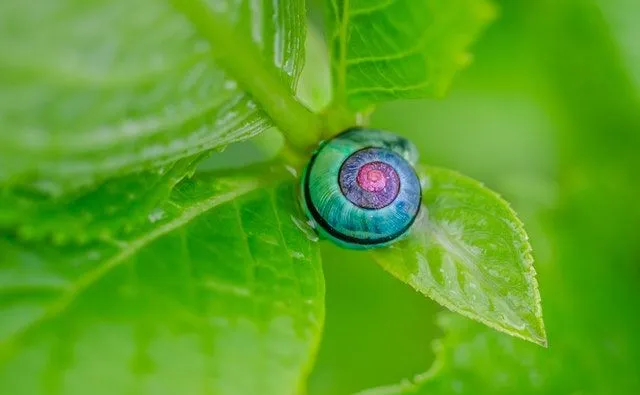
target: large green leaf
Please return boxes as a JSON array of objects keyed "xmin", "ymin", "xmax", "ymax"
[
  {"xmin": 0, "ymin": 155, "xmax": 205, "ymax": 243},
  {"xmin": 325, "ymin": 0, "xmax": 496, "ymax": 110},
  {"xmin": 0, "ymin": 173, "xmax": 325, "ymax": 395},
  {"xmin": 372, "ymin": 166, "xmax": 545, "ymax": 346},
  {"xmin": 0, "ymin": 0, "xmax": 305, "ymax": 191}
]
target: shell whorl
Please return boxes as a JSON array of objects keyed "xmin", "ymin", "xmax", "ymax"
[{"xmin": 301, "ymin": 128, "xmax": 422, "ymax": 249}]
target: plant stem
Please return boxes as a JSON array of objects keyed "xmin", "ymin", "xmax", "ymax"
[
  {"xmin": 276, "ymin": 141, "xmax": 308, "ymax": 169},
  {"xmin": 174, "ymin": 0, "xmax": 322, "ymax": 152},
  {"xmin": 320, "ymin": 101, "xmax": 371, "ymax": 139}
]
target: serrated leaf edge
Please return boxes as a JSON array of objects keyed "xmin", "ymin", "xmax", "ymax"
[{"xmin": 373, "ymin": 166, "xmax": 546, "ymax": 347}]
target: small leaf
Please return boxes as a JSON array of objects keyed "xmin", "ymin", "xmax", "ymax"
[
  {"xmin": 355, "ymin": 313, "xmax": 547, "ymax": 395},
  {"xmin": 0, "ymin": 0, "xmax": 305, "ymax": 191},
  {"xmin": 372, "ymin": 166, "xmax": 546, "ymax": 346},
  {"xmin": 0, "ymin": 173, "xmax": 324, "ymax": 395},
  {"xmin": 325, "ymin": 0, "xmax": 496, "ymax": 110}
]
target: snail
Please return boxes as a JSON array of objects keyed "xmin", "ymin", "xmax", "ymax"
[{"xmin": 300, "ymin": 127, "xmax": 422, "ymax": 249}]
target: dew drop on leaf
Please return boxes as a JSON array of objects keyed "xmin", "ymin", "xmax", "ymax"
[
  {"xmin": 291, "ymin": 215, "xmax": 319, "ymax": 242},
  {"xmin": 147, "ymin": 208, "xmax": 165, "ymax": 223},
  {"xmin": 223, "ymin": 80, "xmax": 237, "ymax": 90}
]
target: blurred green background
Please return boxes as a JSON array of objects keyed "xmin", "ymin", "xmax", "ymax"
[
  {"xmin": 302, "ymin": 0, "xmax": 640, "ymax": 393},
  {"xmin": 3, "ymin": 0, "xmax": 638, "ymax": 393}
]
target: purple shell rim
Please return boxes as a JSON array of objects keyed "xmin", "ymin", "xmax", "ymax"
[{"xmin": 339, "ymin": 150, "xmax": 402, "ymax": 209}]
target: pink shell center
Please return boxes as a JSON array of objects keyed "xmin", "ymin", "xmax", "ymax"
[{"xmin": 357, "ymin": 163, "xmax": 388, "ymax": 192}]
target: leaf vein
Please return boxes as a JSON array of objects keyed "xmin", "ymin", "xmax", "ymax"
[{"xmin": 0, "ymin": 179, "xmax": 262, "ymax": 359}]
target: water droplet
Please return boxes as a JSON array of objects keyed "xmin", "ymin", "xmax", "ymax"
[
  {"xmin": 274, "ymin": 29, "xmax": 284, "ymax": 69},
  {"xmin": 420, "ymin": 174, "xmax": 432, "ymax": 190},
  {"xmin": 284, "ymin": 165, "xmax": 298, "ymax": 177},
  {"xmin": 291, "ymin": 215, "xmax": 319, "ymax": 242},
  {"xmin": 148, "ymin": 208, "xmax": 165, "ymax": 223},
  {"xmin": 223, "ymin": 80, "xmax": 237, "ymax": 90},
  {"xmin": 290, "ymin": 251, "xmax": 305, "ymax": 259}
]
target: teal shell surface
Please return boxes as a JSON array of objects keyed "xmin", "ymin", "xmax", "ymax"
[{"xmin": 301, "ymin": 128, "xmax": 422, "ymax": 249}]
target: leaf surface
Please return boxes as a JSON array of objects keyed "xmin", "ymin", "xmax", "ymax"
[
  {"xmin": 0, "ymin": 173, "xmax": 324, "ymax": 395},
  {"xmin": 325, "ymin": 0, "xmax": 495, "ymax": 110},
  {"xmin": 0, "ymin": 0, "xmax": 305, "ymax": 190},
  {"xmin": 372, "ymin": 166, "xmax": 545, "ymax": 346},
  {"xmin": 354, "ymin": 313, "xmax": 547, "ymax": 395},
  {"xmin": 0, "ymin": 155, "xmax": 205, "ymax": 243}
]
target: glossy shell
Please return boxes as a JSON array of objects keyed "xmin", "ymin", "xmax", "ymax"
[{"xmin": 301, "ymin": 128, "xmax": 422, "ymax": 249}]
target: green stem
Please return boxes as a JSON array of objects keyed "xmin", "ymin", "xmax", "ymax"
[
  {"xmin": 251, "ymin": 129, "xmax": 306, "ymax": 169},
  {"xmin": 174, "ymin": 0, "xmax": 322, "ymax": 151},
  {"xmin": 320, "ymin": 101, "xmax": 372, "ymax": 139},
  {"xmin": 276, "ymin": 141, "xmax": 308, "ymax": 169}
]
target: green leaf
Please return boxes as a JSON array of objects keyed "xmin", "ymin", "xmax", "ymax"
[
  {"xmin": 358, "ymin": 302, "xmax": 640, "ymax": 394},
  {"xmin": 0, "ymin": 0, "xmax": 306, "ymax": 191},
  {"xmin": 0, "ymin": 154, "xmax": 204, "ymax": 243},
  {"xmin": 325, "ymin": 0, "xmax": 496, "ymax": 110},
  {"xmin": 372, "ymin": 166, "xmax": 546, "ymax": 346},
  {"xmin": 297, "ymin": 27, "xmax": 332, "ymax": 112},
  {"xmin": 0, "ymin": 173, "xmax": 325, "ymax": 395},
  {"xmin": 354, "ymin": 313, "xmax": 546, "ymax": 395}
]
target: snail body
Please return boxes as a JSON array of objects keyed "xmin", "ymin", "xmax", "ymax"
[{"xmin": 301, "ymin": 128, "xmax": 422, "ymax": 249}]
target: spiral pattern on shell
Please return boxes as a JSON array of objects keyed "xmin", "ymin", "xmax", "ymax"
[{"xmin": 301, "ymin": 128, "xmax": 422, "ymax": 249}]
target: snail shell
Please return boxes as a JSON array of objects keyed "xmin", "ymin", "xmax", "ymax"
[{"xmin": 301, "ymin": 128, "xmax": 422, "ymax": 249}]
